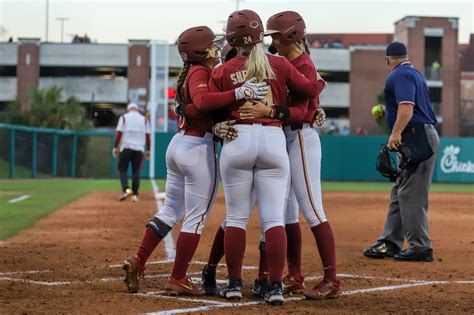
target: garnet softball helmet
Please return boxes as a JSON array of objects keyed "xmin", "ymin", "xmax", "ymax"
[
  {"xmin": 265, "ymin": 11, "xmax": 306, "ymax": 45},
  {"xmin": 225, "ymin": 9, "xmax": 264, "ymax": 47},
  {"xmin": 177, "ymin": 26, "xmax": 222, "ymax": 62}
]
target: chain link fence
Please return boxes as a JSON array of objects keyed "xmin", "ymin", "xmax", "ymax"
[{"xmin": 0, "ymin": 124, "xmax": 116, "ymax": 178}]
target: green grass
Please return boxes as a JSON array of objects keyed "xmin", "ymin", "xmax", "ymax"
[
  {"xmin": 321, "ymin": 181, "xmax": 474, "ymax": 193},
  {"xmin": 0, "ymin": 179, "xmax": 471, "ymax": 241},
  {"xmin": 0, "ymin": 179, "xmax": 165, "ymax": 240}
]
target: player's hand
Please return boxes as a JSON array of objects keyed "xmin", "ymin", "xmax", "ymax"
[
  {"xmin": 213, "ymin": 120, "xmax": 238, "ymax": 141},
  {"xmin": 112, "ymin": 148, "xmax": 119, "ymax": 158},
  {"xmin": 235, "ymin": 77, "xmax": 270, "ymax": 101},
  {"xmin": 145, "ymin": 151, "xmax": 151, "ymax": 160},
  {"xmin": 387, "ymin": 132, "xmax": 402, "ymax": 150},
  {"xmin": 238, "ymin": 100, "xmax": 271, "ymax": 119},
  {"xmin": 314, "ymin": 108, "xmax": 326, "ymax": 127}
]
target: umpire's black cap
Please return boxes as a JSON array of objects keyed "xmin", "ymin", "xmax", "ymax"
[{"xmin": 386, "ymin": 42, "xmax": 407, "ymax": 56}]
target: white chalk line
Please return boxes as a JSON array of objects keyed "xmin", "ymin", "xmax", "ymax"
[
  {"xmin": 8, "ymin": 194, "xmax": 30, "ymax": 203},
  {"xmin": 0, "ymin": 271, "xmax": 202, "ymax": 287},
  {"xmin": 151, "ymin": 179, "xmax": 176, "ymax": 261},
  {"xmin": 138, "ymin": 292, "xmax": 229, "ymax": 305},
  {"xmin": 0, "ymin": 269, "xmax": 52, "ymax": 277},
  {"xmin": 146, "ymin": 280, "xmax": 471, "ymax": 315}
]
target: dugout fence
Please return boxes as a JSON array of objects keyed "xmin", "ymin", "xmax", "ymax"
[
  {"xmin": 0, "ymin": 123, "xmax": 116, "ymax": 179},
  {"xmin": 1, "ymin": 123, "xmax": 473, "ymax": 183}
]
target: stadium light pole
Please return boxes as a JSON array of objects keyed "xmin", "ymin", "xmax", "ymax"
[
  {"xmin": 45, "ymin": 0, "xmax": 49, "ymax": 42},
  {"xmin": 56, "ymin": 17, "xmax": 69, "ymax": 43}
]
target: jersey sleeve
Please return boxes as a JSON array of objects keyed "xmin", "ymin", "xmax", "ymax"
[
  {"xmin": 394, "ymin": 73, "xmax": 416, "ymax": 106},
  {"xmin": 283, "ymin": 58, "xmax": 323, "ymax": 98},
  {"xmin": 285, "ymin": 62, "xmax": 320, "ymax": 122},
  {"xmin": 116, "ymin": 115, "xmax": 124, "ymax": 131},
  {"xmin": 145, "ymin": 117, "xmax": 151, "ymax": 134},
  {"xmin": 188, "ymin": 68, "xmax": 235, "ymax": 111}
]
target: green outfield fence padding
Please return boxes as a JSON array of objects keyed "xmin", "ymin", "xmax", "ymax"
[{"xmin": 1, "ymin": 123, "xmax": 473, "ymax": 183}]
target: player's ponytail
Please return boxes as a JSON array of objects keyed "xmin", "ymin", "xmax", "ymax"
[
  {"xmin": 243, "ymin": 43, "xmax": 275, "ymax": 82},
  {"xmin": 296, "ymin": 38, "xmax": 311, "ymax": 55},
  {"xmin": 175, "ymin": 62, "xmax": 191, "ymax": 105}
]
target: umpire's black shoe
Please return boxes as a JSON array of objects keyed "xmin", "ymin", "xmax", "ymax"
[
  {"xmin": 201, "ymin": 266, "xmax": 218, "ymax": 296},
  {"xmin": 363, "ymin": 241, "xmax": 399, "ymax": 259},
  {"xmin": 394, "ymin": 248, "xmax": 434, "ymax": 262}
]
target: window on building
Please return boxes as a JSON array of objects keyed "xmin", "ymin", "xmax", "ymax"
[{"xmin": 424, "ymin": 36, "xmax": 442, "ymax": 80}]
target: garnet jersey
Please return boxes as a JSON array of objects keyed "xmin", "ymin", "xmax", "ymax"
[
  {"xmin": 287, "ymin": 53, "xmax": 325, "ymax": 125},
  {"xmin": 209, "ymin": 54, "xmax": 324, "ymax": 124},
  {"xmin": 181, "ymin": 65, "xmax": 235, "ymax": 135}
]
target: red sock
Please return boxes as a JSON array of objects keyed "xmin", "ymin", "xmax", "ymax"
[
  {"xmin": 136, "ymin": 226, "xmax": 163, "ymax": 269},
  {"xmin": 205, "ymin": 226, "xmax": 225, "ymax": 274},
  {"xmin": 258, "ymin": 241, "xmax": 269, "ymax": 281},
  {"xmin": 265, "ymin": 226, "xmax": 287, "ymax": 282},
  {"xmin": 224, "ymin": 227, "xmax": 246, "ymax": 280},
  {"xmin": 311, "ymin": 222, "xmax": 337, "ymax": 282},
  {"xmin": 171, "ymin": 232, "xmax": 201, "ymax": 280},
  {"xmin": 285, "ymin": 223, "xmax": 303, "ymax": 282}
]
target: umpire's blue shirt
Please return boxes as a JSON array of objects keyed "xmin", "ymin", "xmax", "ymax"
[{"xmin": 384, "ymin": 61, "xmax": 437, "ymax": 131}]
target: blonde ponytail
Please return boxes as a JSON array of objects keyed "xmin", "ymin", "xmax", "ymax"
[
  {"xmin": 296, "ymin": 38, "xmax": 311, "ymax": 55},
  {"xmin": 243, "ymin": 43, "xmax": 275, "ymax": 82}
]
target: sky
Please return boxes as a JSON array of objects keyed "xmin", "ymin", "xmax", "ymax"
[{"xmin": 0, "ymin": 0, "xmax": 473, "ymax": 44}]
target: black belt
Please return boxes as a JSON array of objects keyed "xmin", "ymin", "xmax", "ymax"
[{"xmin": 403, "ymin": 124, "xmax": 434, "ymax": 135}]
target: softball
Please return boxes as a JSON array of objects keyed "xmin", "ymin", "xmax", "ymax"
[{"xmin": 371, "ymin": 104, "xmax": 384, "ymax": 119}]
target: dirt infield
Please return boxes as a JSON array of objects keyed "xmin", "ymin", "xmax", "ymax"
[{"xmin": 1, "ymin": 188, "xmax": 473, "ymax": 314}]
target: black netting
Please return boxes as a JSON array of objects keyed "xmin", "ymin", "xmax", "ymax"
[
  {"xmin": 14, "ymin": 130, "xmax": 33, "ymax": 178},
  {"xmin": 57, "ymin": 134, "xmax": 73, "ymax": 177},
  {"xmin": 0, "ymin": 129, "xmax": 10, "ymax": 178},
  {"xmin": 36, "ymin": 133, "xmax": 53, "ymax": 178},
  {"xmin": 0, "ymin": 127, "xmax": 118, "ymax": 178},
  {"xmin": 76, "ymin": 135, "xmax": 113, "ymax": 178}
]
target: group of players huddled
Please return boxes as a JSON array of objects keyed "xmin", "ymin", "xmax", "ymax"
[{"xmin": 122, "ymin": 9, "xmax": 340, "ymax": 306}]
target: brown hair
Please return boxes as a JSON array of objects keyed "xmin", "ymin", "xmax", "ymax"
[{"xmin": 175, "ymin": 62, "xmax": 191, "ymax": 105}]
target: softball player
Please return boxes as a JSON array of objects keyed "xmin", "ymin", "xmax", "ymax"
[
  {"xmin": 211, "ymin": 9, "xmax": 329, "ymax": 305},
  {"xmin": 239, "ymin": 11, "xmax": 342, "ymax": 299},
  {"xmin": 122, "ymin": 25, "xmax": 269, "ymax": 296}
]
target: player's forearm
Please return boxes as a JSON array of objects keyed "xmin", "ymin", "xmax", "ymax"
[
  {"xmin": 146, "ymin": 133, "xmax": 151, "ymax": 151},
  {"xmin": 114, "ymin": 131, "xmax": 123, "ymax": 148},
  {"xmin": 392, "ymin": 104, "xmax": 413, "ymax": 135},
  {"xmin": 192, "ymin": 90, "xmax": 235, "ymax": 111}
]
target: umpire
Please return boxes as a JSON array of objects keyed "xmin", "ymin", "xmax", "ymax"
[
  {"xmin": 363, "ymin": 42, "xmax": 439, "ymax": 262},
  {"xmin": 113, "ymin": 103, "xmax": 151, "ymax": 202}
]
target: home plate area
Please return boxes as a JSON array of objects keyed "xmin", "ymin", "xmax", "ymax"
[{"xmin": 131, "ymin": 261, "xmax": 474, "ymax": 314}]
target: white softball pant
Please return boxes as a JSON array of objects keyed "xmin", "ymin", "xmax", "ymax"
[
  {"xmin": 284, "ymin": 124, "xmax": 327, "ymax": 227},
  {"xmin": 220, "ymin": 124, "xmax": 290, "ymax": 232},
  {"xmin": 155, "ymin": 131, "xmax": 219, "ymax": 234}
]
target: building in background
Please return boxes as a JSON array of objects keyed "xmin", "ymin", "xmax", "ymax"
[{"xmin": 0, "ymin": 16, "xmax": 472, "ymax": 136}]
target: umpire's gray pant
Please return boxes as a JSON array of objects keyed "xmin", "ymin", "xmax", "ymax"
[{"xmin": 378, "ymin": 125, "xmax": 439, "ymax": 252}]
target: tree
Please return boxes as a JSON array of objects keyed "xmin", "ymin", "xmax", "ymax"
[{"xmin": 4, "ymin": 86, "xmax": 92, "ymax": 130}]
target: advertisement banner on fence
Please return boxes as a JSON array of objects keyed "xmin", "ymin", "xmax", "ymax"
[{"xmin": 434, "ymin": 138, "xmax": 474, "ymax": 183}]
